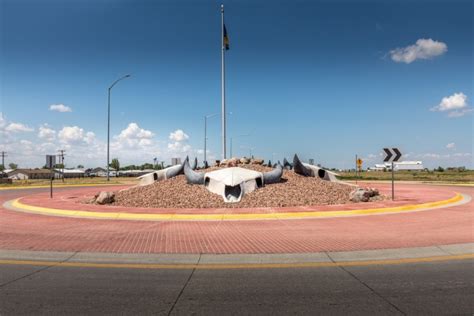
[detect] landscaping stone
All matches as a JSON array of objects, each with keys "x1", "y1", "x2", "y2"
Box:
[{"x1": 95, "y1": 191, "x2": 115, "y2": 205}]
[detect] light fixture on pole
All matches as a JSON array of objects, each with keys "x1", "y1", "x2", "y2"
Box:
[{"x1": 107, "y1": 74, "x2": 131, "y2": 181}]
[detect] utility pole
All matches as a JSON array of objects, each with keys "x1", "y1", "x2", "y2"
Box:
[
  {"x1": 0, "y1": 151, "x2": 7, "y2": 169},
  {"x1": 58, "y1": 150, "x2": 66, "y2": 182}
]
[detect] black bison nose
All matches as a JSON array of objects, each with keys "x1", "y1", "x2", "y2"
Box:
[{"x1": 224, "y1": 185, "x2": 242, "y2": 201}]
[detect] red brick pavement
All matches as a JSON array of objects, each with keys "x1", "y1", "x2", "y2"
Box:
[
  {"x1": 18, "y1": 183, "x2": 458, "y2": 214},
  {"x1": 0, "y1": 184, "x2": 472, "y2": 254}
]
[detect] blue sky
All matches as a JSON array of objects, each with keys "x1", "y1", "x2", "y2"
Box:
[{"x1": 1, "y1": 0, "x2": 472, "y2": 169}]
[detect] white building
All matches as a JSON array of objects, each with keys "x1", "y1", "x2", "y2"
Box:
[
  {"x1": 369, "y1": 161, "x2": 424, "y2": 171},
  {"x1": 118, "y1": 169, "x2": 155, "y2": 177},
  {"x1": 88, "y1": 167, "x2": 117, "y2": 177},
  {"x1": 393, "y1": 161, "x2": 424, "y2": 171},
  {"x1": 55, "y1": 168, "x2": 85, "y2": 178}
]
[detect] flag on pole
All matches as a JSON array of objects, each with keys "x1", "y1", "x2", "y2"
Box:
[{"x1": 223, "y1": 24, "x2": 230, "y2": 50}]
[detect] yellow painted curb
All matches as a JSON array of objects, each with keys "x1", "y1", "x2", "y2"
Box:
[
  {"x1": 0, "y1": 183, "x2": 129, "y2": 190},
  {"x1": 0, "y1": 253, "x2": 472, "y2": 270},
  {"x1": 9, "y1": 193, "x2": 464, "y2": 222}
]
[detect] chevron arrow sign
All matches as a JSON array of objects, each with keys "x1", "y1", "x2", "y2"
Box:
[{"x1": 383, "y1": 148, "x2": 402, "y2": 163}]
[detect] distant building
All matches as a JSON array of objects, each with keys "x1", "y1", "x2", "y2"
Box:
[
  {"x1": 118, "y1": 169, "x2": 155, "y2": 177},
  {"x1": 87, "y1": 167, "x2": 117, "y2": 177},
  {"x1": 55, "y1": 168, "x2": 85, "y2": 178},
  {"x1": 368, "y1": 164, "x2": 387, "y2": 171},
  {"x1": 368, "y1": 161, "x2": 424, "y2": 171},
  {"x1": 393, "y1": 161, "x2": 424, "y2": 171},
  {"x1": 171, "y1": 158, "x2": 182, "y2": 165},
  {"x1": 7, "y1": 169, "x2": 57, "y2": 180}
]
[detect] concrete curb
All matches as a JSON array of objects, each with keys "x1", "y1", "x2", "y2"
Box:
[{"x1": 0, "y1": 243, "x2": 472, "y2": 269}]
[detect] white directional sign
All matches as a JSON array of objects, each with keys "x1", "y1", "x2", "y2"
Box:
[{"x1": 383, "y1": 148, "x2": 402, "y2": 163}]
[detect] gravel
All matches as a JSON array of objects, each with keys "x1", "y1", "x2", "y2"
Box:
[{"x1": 112, "y1": 165, "x2": 356, "y2": 209}]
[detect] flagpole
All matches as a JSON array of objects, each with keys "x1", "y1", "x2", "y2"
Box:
[{"x1": 221, "y1": 4, "x2": 227, "y2": 160}]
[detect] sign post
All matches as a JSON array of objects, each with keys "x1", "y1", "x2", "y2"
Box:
[
  {"x1": 355, "y1": 155, "x2": 358, "y2": 184},
  {"x1": 383, "y1": 148, "x2": 402, "y2": 200},
  {"x1": 46, "y1": 155, "x2": 56, "y2": 198}
]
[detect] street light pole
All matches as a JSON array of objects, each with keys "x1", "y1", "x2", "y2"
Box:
[{"x1": 107, "y1": 74, "x2": 131, "y2": 181}]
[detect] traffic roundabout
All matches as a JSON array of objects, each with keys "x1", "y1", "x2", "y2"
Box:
[{"x1": 0, "y1": 182, "x2": 472, "y2": 256}]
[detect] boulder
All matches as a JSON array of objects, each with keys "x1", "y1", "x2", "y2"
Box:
[
  {"x1": 349, "y1": 187, "x2": 379, "y2": 203},
  {"x1": 250, "y1": 158, "x2": 264, "y2": 165},
  {"x1": 228, "y1": 158, "x2": 239, "y2": 167},
  {"x1": 219, "y1": 159, "x2": 229, "y2": 166},
  {"x1": 240, "y1": 157, "x2": 250, "y2": 164},
  {"x1": 220, "y1": 158, "x2": 239, "y2": 167},
  {"x1": 96, "y1": 191, "x2": 115, "y2": 205}
]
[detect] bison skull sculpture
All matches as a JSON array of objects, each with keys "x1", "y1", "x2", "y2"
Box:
[
  {"x1": 292, "y1": 154, "x2": 339, "y2": 182},
  {"x1": 184, "y1": 161, "x2": 283, "y2": 203}
]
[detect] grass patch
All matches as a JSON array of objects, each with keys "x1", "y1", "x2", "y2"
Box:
[
  {"x1": 339, "y1": 170, "x2": 474, "y2": 183},
  {"x1": 0, "y1": 177, "x2": 138, "y2": 188}
]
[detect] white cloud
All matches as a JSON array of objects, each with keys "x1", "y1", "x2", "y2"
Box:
[
  {"x1": 2, "y1": 119, "x2": 200, "y2": 168},
  {"x1": 390, "y1": 38, "x2": 447, "y2": 64},
  {"x1": 431, "y1": 92, "x2": 471, "y2": 117},
  {"x1": 447, "y1": 108, "x2": 473, "y2": 118},
  {"x1": 432, "y1": 92, "x2": 468, "y2": 111},
  {"x1": 49, "y1": 104, "x2": 72, "y2": 112},
  {"x1": 169, "y1": 129, "x2": 189, "y2": 142},
  {"x1": 114, "y1": 123, "x2": 154, "y2": 149},
  {"x1": 20, "y1": 140, "x2": 33, "y2": 146},
  {"x1": 196, "y1": 149, "x2": 210, "y2": 155},
  {"x1": 38, "y1": 124, "x2": 56, "y2": 141},
  {"x1": 446, "y1": 142, "x2": 455, "y2": 149},
  {"x1": 167, "y1": 141, "x2": 191, "y2": 153},
  {"x1": 5, "y1": 122, "x2": 34, "y2": 133},
  {"x1": 453, "y1": 152, "x2": 471, "y2": 157},
  {"x1": 0, "y1": 113, "x2": 5, "y2": 128},
  {"x1": 167, "y1": 129, "x2": 191, "y2": 154},
  {"x1": 58, "y1": 126, "x2": 96, "y2": 145}
]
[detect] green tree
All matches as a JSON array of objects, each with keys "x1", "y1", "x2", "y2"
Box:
[
  {"x1": 77, "y1": 165, "x2": 84, "y2": 169},
  {"x1": 110, "y1": 158, "x2": 120, "y2": 174},
  {"x1": 8, "y1": 163, "x2": 18, "y2": 169},
  {"x1": 54, "y1": 163, "x2": 64, "y2": 169},
  {"x1": 140, "y1": 163, "x2": 154, "y2": 170},
  {"x1": 436, "y1": 166, "x2": 445, "y2": 172},
  {"x1": 0, "y1": 164, "x2": 4, "y2": 171}
]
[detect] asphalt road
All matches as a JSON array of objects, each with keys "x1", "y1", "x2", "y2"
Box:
[{"x1": 1, "y1": 259, "x2": 473, "y2": 315}]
